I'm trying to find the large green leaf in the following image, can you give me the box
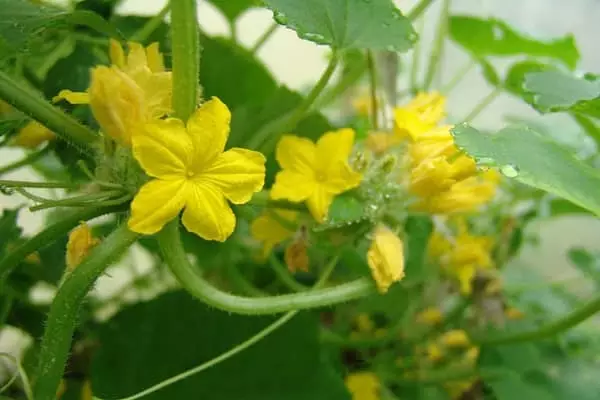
[448,16,579,69]
[91,291,350,400]
[451,124,600,217]
[524,71,600,117]
[207,0,260,22]
[262,0,417,51]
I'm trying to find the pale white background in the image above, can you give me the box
[1,0,600,372]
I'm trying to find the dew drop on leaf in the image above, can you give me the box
[273,11,288,25]
[500,164,520,178]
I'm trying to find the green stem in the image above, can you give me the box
[0,179,76,189]
[0,205,124,288]
[227,264,267,297]
[475,294,600,346]
[250,22,278,53]
[407,0,437,20]
[422,0,450,91]
[0,146,51,176]
[0,70,98,152]
[33,224,140,400]
[441,60,475,94]
[157,221,374,315]
[269,254,309,292]
[462,88,501,123]
[366,50,379,130]
[248,52,339,153]
[170,0,199,120]
[99,256,338,400]
[409,17,425,93]
[130,2,170,42]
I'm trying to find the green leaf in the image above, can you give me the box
[479,57,501,87]
[315,191,368,231]
[0,0,66,57]
[112,15,170,47]
[568,248,600,288]
[524,71,600,117]
[91,291,350,400]
[451,124,600,217]
[503,60,553,99]
[200,36,278,110]
[67,10,122,39]
[448,16,579,69]
[207,0,260,22]
[262,0,417,51]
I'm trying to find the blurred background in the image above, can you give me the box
[1,0,599,359]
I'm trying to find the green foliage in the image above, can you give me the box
[568,248,600,288]
[449,16,579,68]
[524,70,600,117]
[263,0,417,51]
[207,0,260,22]
[91,291,350,399]
[452,124,600,216]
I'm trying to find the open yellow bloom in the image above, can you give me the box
[128,98,265,242]
[271,129,362,222]
[54,40,172,145]
[11,121,55,148]
[250,210,298,257]
[345,372,380,400]
[66,222,100,270]
[367,224,405,293]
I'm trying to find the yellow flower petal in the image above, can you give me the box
[109,39,125,68]
[251,210,297,257]
[126,42,148,71]
[276,135,316,175]
[146,42,165,72]
[315,128,355,172]
[132,118,192,179]
[66,222,99,271]
[439,329,470,348]
[128,179,188,234]
[345,372,380,400]
[367,225,405,293]
[187,97,231,168]
[456,265,476,295]
[271,170,316,202]
[306,185,334,223]
[199,148,266,204]
[52,89,90,104]
[393,108,433,140]
[182,183,236,242]
[11,121,55,148]
[323,162,363,194]
[89,66,145,145]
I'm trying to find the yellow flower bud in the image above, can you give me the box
[89,66,145,145]
[439,330,470,348]
[11,121,55,149]
[66,222,100,270]
[365,131,398,155]
[416,307,444,326]
[464,346,480,364]
[345,372,380,400]
[426,343,444,362]
[367,225,405,293]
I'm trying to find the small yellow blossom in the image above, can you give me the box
[464,346,480,364]
[11,121,55,148]
[416,307,444,326]
[271,129,362,222]
[439,330,471,348]
[365,131,399,155]
[426,343,444,362]
[355,313,375,333]
[367,224,405,293]
[54,40,172,145]
[345,372,380,400]
[128,98,266,241]
[250,210,298,257]
[66,222,100,270]
[505,307,525,320]
[393,91,446,140]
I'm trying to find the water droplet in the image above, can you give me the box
[408,32,418,41]
[500,164,520,178]
[301,32,328,44]
[492,25,504,41]
[273,11,288,25]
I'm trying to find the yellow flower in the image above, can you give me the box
[439,330,470,348]
[367,224,405,293]
[456,265,476,295]
[416,307,444,326]
[128,98,266,241]
[271,129,362,222]
[393,91,446,140]
[66,222,100,270]
[54,40,172,145]
[11,121,55,148]
[345,372,380,400]
[464,346,480,364]
[426,343,444,362]
[250,210,298,257]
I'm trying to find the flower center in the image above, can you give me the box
[315,172,327,182]
[186,170,195,178]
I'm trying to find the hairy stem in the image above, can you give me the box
[33,224,140,400]
[0,70,98,152]
[157,221,374,315]
[0,205,125,289]
[170,0,199,120]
